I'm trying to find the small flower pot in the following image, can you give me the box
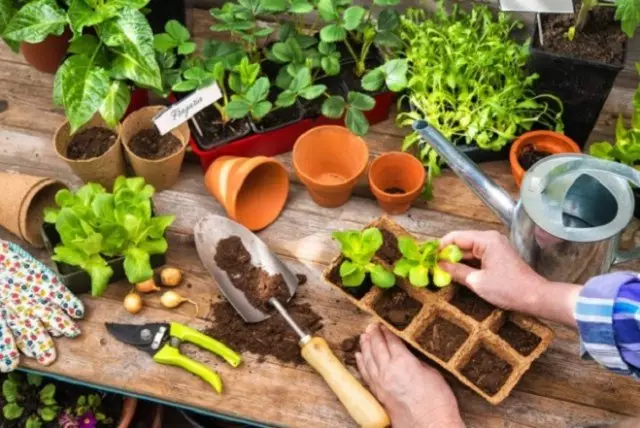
[21,28,71,73]
[293,126,369,207]
[368,152,425,215]
[121,106,190,191]
[53,115,126,190]
[509,130,581,188]
[204,156,289,231]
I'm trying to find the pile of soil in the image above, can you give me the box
[66,127,117,160]
[376,228,402,265]
[498,322,542,356]
[416,317,469,362]
[451,287,495,322]
[536,0,626,65]
[519,147,550,171]
[128,128,182,160]
[461,346,513,396]
[328,258,374,299]
[214,236,291,313]
[339,335,362,367]
[384,187,406,195]
[194,108,251,147]
[205,300,323,365]
[373,287,422,330]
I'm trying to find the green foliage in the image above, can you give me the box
[321,91,375,135]
[1,374,59,426]
[332,228,395,288]
[43,177,174,296]
[276,68,326,108]
[153,20,197,97]
[574,0,640,38]
[394,238,462,288]
[2,0,66,44]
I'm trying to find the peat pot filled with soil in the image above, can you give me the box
[529,2,628,146]
[121,106,190,191]
[53,116,126,189]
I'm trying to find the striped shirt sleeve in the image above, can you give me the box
[575,272,640,377]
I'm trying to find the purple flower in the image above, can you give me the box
[78,411,97,428]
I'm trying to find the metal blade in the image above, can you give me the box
[194,214,298,323]
[105,323,169,356]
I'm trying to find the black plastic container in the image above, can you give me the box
[146,0,187,34]
[528,24,626,147]
[42,223,166,295]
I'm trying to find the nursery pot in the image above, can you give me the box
[53,115,126,190]
[0,171,66,247]
[293,126,369,208]
[368,152,425,215]
[509,130,581,188]
[21,28,71,74]
[204,156,289,231]
[121,105,190,191]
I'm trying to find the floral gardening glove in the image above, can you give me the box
[0,240,84,372]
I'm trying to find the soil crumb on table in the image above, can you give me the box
[461,346,513,396]
[128,128,182,160]
[206,300,323,365]
[340,335,361,367]
[296,274,307,286]
[376,228,402,265]
[66,127,117,160]
[214,236,291,313]
[451,287,495,322]
[373,287,422,330]
[416,317,469,362]
[498,321,541,356]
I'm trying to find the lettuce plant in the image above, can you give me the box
[393,237,462,288]
[44,177,175,296]
[332,228,395,288]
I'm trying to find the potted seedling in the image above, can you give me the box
[394,237,463,288]
[529,0,639,146]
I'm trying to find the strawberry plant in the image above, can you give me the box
[393,237,462,288]
[153,19,197,97]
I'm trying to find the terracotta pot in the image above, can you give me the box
[121,106,190,191]
[117,397,138,428]
[21,28,71,74]
[0,171,66,247]
[293,126,369,207]
[53,115,126,190]
[204,156,289,231]
[368,152,425,215]
[509,131,581,188]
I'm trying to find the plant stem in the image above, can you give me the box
[343,38,361,74]
[575,0,597,31]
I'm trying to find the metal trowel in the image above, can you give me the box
[194,214,390,428]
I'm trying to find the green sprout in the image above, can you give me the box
[393,237,462,288]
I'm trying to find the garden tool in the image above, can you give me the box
[105,321,241,394]
[0,240,85,372]
[194,215,390,428]
[414,120,640,284]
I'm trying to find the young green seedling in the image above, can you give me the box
[332,228,395,288]
[393,237,462,288]
[153,20,197,97]
[276,68,327,107]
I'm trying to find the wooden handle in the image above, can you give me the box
[301,336,390,428]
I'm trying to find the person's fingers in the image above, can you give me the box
[365,324,390,367]
[359,332,379,380]
[355,352,371,386]
[439,230,490,260]
[439,261,482,291]
[380,324,409,358]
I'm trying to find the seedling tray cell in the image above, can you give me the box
[323,216,554,405]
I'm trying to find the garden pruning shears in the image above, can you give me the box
[105,322,241,394]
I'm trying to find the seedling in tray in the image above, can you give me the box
[393,236,462,288]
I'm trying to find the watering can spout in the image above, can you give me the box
[413,120,516,226]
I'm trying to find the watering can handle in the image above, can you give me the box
[534,157,640,265]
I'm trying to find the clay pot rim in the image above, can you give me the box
[368,151,425,199]
[18,180,66,247]
[53,120,122,164]
[121,105,189,164]
[293,125,369,188]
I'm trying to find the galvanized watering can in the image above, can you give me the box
[414,120,640,284]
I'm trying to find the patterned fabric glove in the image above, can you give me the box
[0,240,84,372]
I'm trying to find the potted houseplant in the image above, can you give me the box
[368,151,425,215]
[528,0,639,146]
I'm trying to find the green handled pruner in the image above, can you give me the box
[105,322,241,393]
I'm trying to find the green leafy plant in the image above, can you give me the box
[58,393,114,426]
[2,373,60,428]
[332,228,395,288]
[322,91,376,135]
[569,0,640,39]
[43,176,175,296]
[153,19,197,97]
[1,0,66,53]
[393,237,462,288]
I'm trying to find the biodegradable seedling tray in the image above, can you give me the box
[323,216,554,405]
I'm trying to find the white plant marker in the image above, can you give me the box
[153,83,223,136]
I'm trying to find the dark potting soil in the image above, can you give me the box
[253,90,302,132]
[128,128,182,160]
[498,321,542,356]
[194,108,251,146]
[416,317,469,362]
[373,287,422,330]
[376,228,402,265]
[535,0,626,65]
[205,300,323,365]
[296,274,307,286]
[66,127,117,160]
[461,346,513,396]
[328,259,374,299]
[451,286,495,322]
[384,187,406,195]
[214,236,291,313]
[518,147,550,171]
[340,335,361,367]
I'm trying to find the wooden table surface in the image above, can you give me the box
[2,9,640,428]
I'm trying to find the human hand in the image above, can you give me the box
[0,240,85,372]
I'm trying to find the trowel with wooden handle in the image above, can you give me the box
[194,214,390,428]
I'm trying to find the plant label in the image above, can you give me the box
[499,0,573,13]
[153,83,222,135]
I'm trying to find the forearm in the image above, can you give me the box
[529,280,581,328]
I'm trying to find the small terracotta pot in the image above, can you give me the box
[293,126,369,207]
[21,28,71,74]
[509,131,581,188]
[368,152,425,215]
[53,115,126,190]
[121,106,190,191]
[117,397,138,428]
[204,156,289,231]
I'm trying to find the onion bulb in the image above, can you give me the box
[160,267,182,287]
[136,278,160,293]
[160,291,198,316]
[124,292,143,314]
